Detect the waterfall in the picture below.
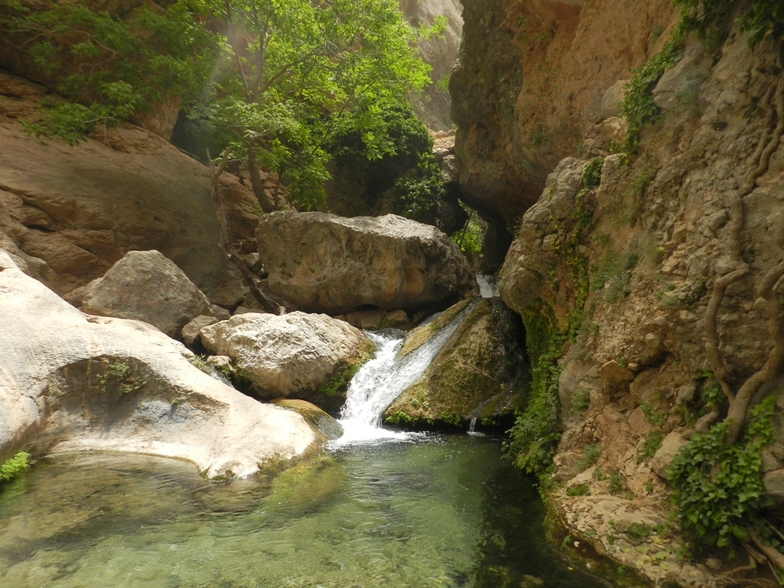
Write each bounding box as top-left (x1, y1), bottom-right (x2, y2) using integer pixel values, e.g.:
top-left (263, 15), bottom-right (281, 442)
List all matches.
top-left (475, 274), bottom-right (500, 298)
top-left (332, 303), bottom-right (473, 446)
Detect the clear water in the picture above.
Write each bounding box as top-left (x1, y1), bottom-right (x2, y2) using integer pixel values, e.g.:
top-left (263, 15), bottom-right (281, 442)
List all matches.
top-left (336, 306), bottom-right (471, 445)
top-left (0, 438), bottom-right (609, 588)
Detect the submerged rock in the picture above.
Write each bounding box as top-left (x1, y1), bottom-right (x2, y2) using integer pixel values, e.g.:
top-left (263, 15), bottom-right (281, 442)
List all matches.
top-left (200, 311), bottom-right (373, 413)
top-left (383, 297), bottom-right (527, 429)
top-left (80, 250), bottom-right (213, 338)
top-left (0, 250), bottom-right (320, 478)
top-left (256, 211), bottom-right (474, 315)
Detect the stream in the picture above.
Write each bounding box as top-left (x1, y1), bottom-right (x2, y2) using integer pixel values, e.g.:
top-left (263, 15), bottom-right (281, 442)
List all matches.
top-left (0, 306), bottom-right (611, 588)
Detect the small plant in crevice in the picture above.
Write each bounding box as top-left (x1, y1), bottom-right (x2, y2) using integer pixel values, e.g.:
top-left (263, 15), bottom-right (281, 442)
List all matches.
top-left (0, 451), bottom-right (31, 483)
top-left (608, 469), bottom-right (623, 494)
top-left (96, 361), bottom-right (145, 397)
top-left (619, 25), bottom-right (685, 155)
top-left (578, 443), bottom-right (602, 471)
top-left (572, 388), bottom-right (592, 413)
top-left (638, 431), bottom-right (664, 463)
top-left (566, 483), bottom-right (590, 497)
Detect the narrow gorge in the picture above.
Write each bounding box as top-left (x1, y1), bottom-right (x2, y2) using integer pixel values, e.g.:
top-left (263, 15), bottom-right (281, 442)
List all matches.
top-left (1, 0), bottom-right (784, 586)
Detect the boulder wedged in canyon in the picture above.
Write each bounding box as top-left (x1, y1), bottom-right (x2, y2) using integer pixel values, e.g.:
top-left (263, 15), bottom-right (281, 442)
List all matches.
top-left (383, 296), bottom-right (527, 429)
top-left (256, 211), bottom-right (475, 315)
top-left (0, 250), bottom-right (320, 479)
top-left (200, 311), bottom-right (373, 414)
top-left (0, 70), bottom-right (260, 308)
top-left (79, 249), bottom-right (213, 338)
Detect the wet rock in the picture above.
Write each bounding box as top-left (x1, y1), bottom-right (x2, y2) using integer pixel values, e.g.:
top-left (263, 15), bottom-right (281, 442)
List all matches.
top-left (81, 250), bottom-right (213, 339)
top-left (383, 298), bottom-right (527, 428)
top-left (200, 312), bottom-right (372, 413)
top-left (0, 250), bottom-right (320, 478)
top-left (272, 399), bottom-right (343, 441)
top-left (256, 211), bottom-right (474, 315)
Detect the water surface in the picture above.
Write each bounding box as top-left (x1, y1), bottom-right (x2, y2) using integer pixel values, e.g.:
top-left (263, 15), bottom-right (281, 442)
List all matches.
top-left (0, 437), bottom-right (608, 587)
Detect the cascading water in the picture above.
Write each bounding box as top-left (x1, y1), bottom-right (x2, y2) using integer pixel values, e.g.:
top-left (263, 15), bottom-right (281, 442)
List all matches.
top-left (333, 303), bottom-right (474, 446)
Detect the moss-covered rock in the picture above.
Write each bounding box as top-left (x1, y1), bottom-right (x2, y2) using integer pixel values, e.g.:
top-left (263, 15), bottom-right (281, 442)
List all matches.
top-left (383, 297), bottom-right (528, 430)
top-left (272, 399), bottom-right (344, 441)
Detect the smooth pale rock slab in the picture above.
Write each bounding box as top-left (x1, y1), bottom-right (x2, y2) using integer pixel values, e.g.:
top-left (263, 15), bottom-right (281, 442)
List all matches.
top-left (256, 211), bottom-right (474, 314)
top-left (81, 250), bottom-right (213, 338)
top-left (0, 250), bottom-right (319, 478)
top-left (200, 311), bottom-right (372, 403)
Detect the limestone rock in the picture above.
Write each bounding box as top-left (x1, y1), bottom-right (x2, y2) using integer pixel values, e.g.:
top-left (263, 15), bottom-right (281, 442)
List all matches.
top-left (0, 72), bottom-right (256, 307)
top-left (256, 211), bottom-right (474, 314)
top-left (651, 431), bottom-right (689, 479)
top-left (0, 250), bottom-right (320, 479)
top-left (182, 314), bottom-right (219, 348)
top-left (273, 399), bottom-right (344, 441)
top-left (763, 469), bottom-right (784, 505)
top-left (81, 250), bottom-right (213, 338)
top-left (383, 297), bottom-right (527, 429)
top-left (200, 312), bottom-right (372, 413)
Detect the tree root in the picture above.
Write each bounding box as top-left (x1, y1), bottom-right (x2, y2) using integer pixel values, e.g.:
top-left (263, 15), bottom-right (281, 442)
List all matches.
top-left (209, 148), bottom-right (284, 315)
top-left (701, 68), bottom-right (784, 443)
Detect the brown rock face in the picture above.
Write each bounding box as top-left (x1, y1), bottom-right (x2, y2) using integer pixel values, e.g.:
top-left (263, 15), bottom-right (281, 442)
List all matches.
top-left (256, 211), bottom-right (475, 315)
top-left (400, 0), bottom-right (463, 131)
top-left (451, 0), bottom-right (674, 232)
top-left (80, 250), bottom-right (213, 338)
top-left (0, 72), bottom-right (258, 308)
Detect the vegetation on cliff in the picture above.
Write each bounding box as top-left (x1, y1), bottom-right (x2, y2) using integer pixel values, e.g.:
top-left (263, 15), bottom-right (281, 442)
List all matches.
top-left (0, 0), bottom-right (439, 211)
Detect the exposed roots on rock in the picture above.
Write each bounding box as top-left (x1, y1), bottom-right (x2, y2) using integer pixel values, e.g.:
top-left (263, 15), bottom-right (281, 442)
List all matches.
top-left (702, 70), bottom-right (784, 442)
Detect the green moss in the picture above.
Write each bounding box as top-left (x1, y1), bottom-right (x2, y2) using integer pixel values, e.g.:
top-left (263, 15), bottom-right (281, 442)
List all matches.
top-left (619, 26), bottom-right (685, 154)
top-left (0, 451), bottom-right (31, 483)
top-left (319, 361), bottom-right (362, 398)
top-left (505, 160), bottom-right (598, 475)
top-left (399, 298), bottom-right (472, 357)
top-left (566, 483), bottom-right (590, 497)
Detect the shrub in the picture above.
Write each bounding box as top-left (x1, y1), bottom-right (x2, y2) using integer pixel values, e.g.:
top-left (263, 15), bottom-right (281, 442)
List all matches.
top-left (0, 451), bottom-right (30, 483)
top-left (668, 396), bottom-right (776, 548)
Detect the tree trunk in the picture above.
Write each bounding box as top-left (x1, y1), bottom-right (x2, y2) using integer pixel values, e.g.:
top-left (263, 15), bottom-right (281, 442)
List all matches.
top-left (246, 144), bottom-right (277, 213)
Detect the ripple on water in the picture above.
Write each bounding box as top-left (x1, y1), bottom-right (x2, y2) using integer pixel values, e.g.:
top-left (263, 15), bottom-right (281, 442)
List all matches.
top-left (0, 438), bottom-right (611, 588)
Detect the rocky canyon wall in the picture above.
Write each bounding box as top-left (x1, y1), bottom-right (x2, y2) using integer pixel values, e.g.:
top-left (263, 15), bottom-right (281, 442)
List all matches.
top-left (455, 0), bottom-right (784, 585)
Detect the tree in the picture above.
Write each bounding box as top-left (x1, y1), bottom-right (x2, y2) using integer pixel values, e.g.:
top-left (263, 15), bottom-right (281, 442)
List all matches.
top-left (185, 0), bottom-right (433, 210)
top-left (1, 0), bottom-right (434, 210)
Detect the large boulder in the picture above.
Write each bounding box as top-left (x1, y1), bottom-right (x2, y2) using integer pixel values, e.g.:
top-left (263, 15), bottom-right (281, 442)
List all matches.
top-left (256, 211), bottom-right (474, 314)
top-left (0, 71), bottom-right (257, 307)
top-left (199, 312), bottom-right (373, 413)
top-left (383, 297), bottom-right (527, 429)
top-left (0, 250), bottom-right (320, 478)
top-left (80, 250), bottom-right (213, 338)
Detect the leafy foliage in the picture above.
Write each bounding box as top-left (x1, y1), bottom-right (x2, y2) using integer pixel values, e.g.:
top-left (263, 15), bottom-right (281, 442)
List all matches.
top-left (0, 451), bottom-right (30, 483)
top-left (1, 0), bottom-right (219, 142)
top-left (506, 158), bottom-right (601, 475)
top-left (1, 0), bottom-right (433, 209)
top-left (675, 0), bottom-right (784, 46)
top-left (620, 28), bottom-right (684, 155)
top-left (668, 395), bottom-right (777, 548)
top-left (189, 0), bottom-right (432, 208)
top-left (328, 105), bottom-right (442, 218)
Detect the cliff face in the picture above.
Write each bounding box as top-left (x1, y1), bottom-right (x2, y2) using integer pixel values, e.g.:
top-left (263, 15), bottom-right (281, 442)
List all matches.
top-left (451, 0), bottom-right (672, 231)
top-left (400, 0), bottom-right (463, 131)
top-left (457, 0), bottom-right (784, 585)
